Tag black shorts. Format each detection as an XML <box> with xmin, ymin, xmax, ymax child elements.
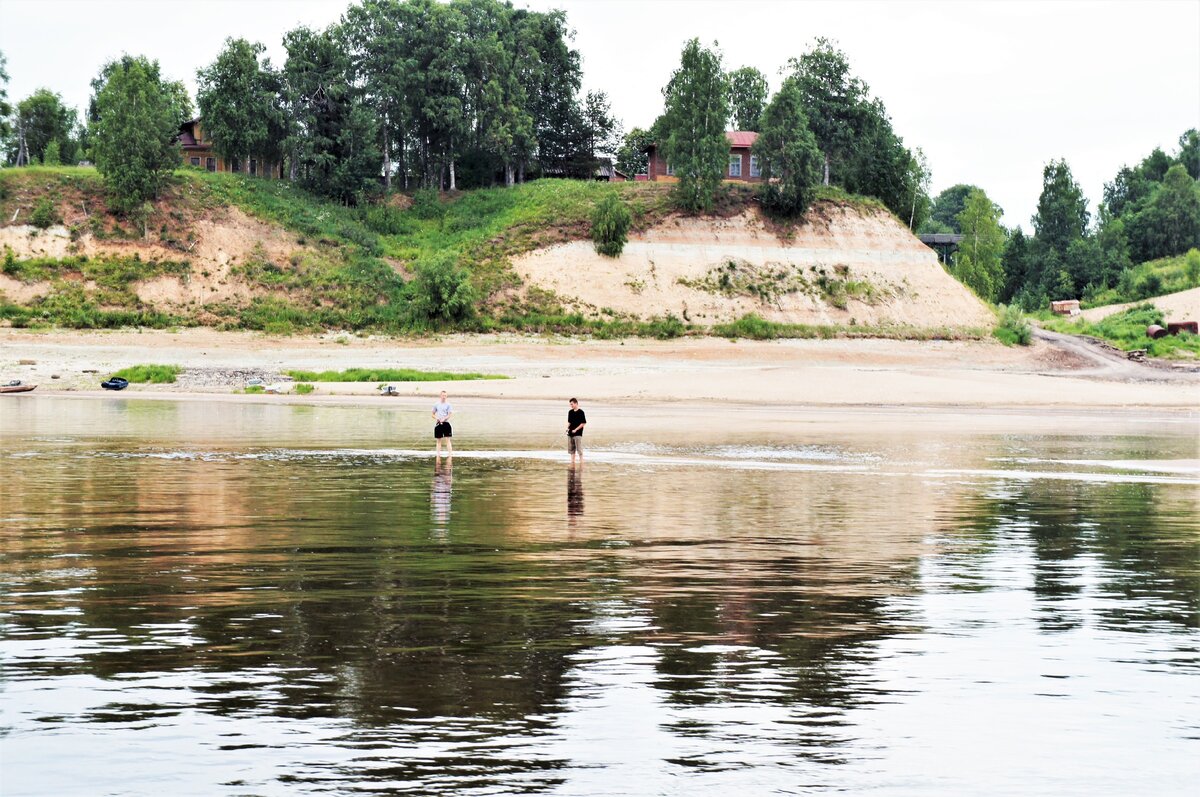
<box><xmin>434</xmin><ymin>421</ymin><xmax>452</xmax><ymax>439</ymax></box>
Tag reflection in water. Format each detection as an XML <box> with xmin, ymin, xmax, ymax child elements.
<box><xmin>567</xmin><ymin>463</ymin><xmax>584</xmax><ymax>526</ymax></box>
<box><xmin>0</xmin><ymin>399</ymin><xmax>1197</xmax><ymax>796</ymax></box>
<box><xmin>431</xmin><ymin>456</ymin><xmax>453</xmax><ymax>532</ymax></box>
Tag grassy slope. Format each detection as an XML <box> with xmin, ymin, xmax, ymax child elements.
<box><xmin>0</xmin><ymin>166</ymin><xmax>969</xmax><ymax>340</ymax></box>
<box><xmin>1084</xmin><ymin>251</ymin><xmax>1198</xmax><ymax>308</ymax></box>
<box><xmin>1036</xmin><ymin>303</ymin><xmax>1200</xmax><ymax>359</ymax></box>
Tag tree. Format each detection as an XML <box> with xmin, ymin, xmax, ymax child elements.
<box><xmin>591</xmin><ymin>194</ymin><xmax>631</xmax><ymax>257</ymax></box>
<box><xmin>1033</xmin><ymin>159</ymin><xmax>1089</xmax><ymax>254</ymax></box>
<box><xmin>727</xmin><ymin>66</ymin><xmax>767</xmax><ymax>131</ymax></box>
<box><xmin>42</xmin><ymin>138</ymin><xmax>61</xmax><ymax>165</ymax></box>
<box><xmin>343</xmin><ymin>0</ymin><xmax>412</xmax><ymax>190</ymax></box>
<box><xmin>660</xmin><ymin>38</ymin><xmax>730</xmax><ymax>212</ymax></box>
<box><xmin>581</xmin><ymin>90</ymin><xmax>620</xmax><ymax>164</ymax></box>
<box><xmin>197</xmin><ymin>38</ymin><xmax>283</xmax><ymax>173</ymax></box>
<box><xmin>1179</xmin><ymin>128</ymin><xmax>1199</xmax><ymax>179</ymax></box>
<box><xmin>10</xmin><ymin>89</ymin><xmax>76</xmax><ymax>164</ymax></box>
<box><xmin>1131</xmin><ymin>163</ymin><xmax>1200</xmax><ymax>261</ymax></box>
<box><xmin>91</xmin><ymin>56</ymin><xmax>181</xmax><ymax>213</ymax></box>
<box><xmin>282</xmin><ymin>25</ymin><xmax>379</xmax><ymax>202</ymax></box>
<box><xmin>923</xmin><ymin>184</ymin><xmax>981</xmax><ymax>234</ymax></box>
<box><xmin>751</xmin><ymin>78</ymin><xmax>822</xmax><ymax>216</ymax></box>
<box><xmin>953</xmin><ymin>188</ymin><xmax>1006</xmax><ymax>300</ymax></box>
<box><xmin>89</xmin><ymin>56</ymin><xmax>192</xmax><ymax>128</ymax></box>
<box><xmin>786</xmin><ymin>38</ymin><xmax>869</xmax><ymax>186</ymax></box>
<box><xmin>0</xmin><ymin>51</ymin><xmax>12</xmax><ymax>143</ymax></box>
<box><xmin>999</xmin><ymin>227</ymin><xmax>1029</xmax><ymax>304</ymax></box>
<box><xmin>615</xmin><ymin>126</ymin><xmax>652</xmax><ymax>178</ymax></box>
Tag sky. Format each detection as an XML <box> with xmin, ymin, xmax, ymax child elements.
<box><xmin>1</xmin><ymin>0</ymin><xmax>1197</xmax><ymax>228</ymax></box>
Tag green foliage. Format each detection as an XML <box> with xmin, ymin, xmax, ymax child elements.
<box><xmin>1186</xmin><ymin>248</ymin><xmax>1200</xmax><ymax>287</ymax></box>
<box><xmin>30</xmin><ymin>197</ymin><xmax>61</xmax><ymax>229</ymax></box>
<box><xmin>409</xmin><ymin>251</ymin><xmax>477</xmax><ymax>325</ymax></box>
<box><xmin>410</xmin><ymin>188</ymin><xmax>445</xmax><ymax>220</ymax></box>
<box><xmin>921</xmin><ymin>184</ymin><xmax>980</xmax><ymax>234</ymax></box>
<box><xmin>285</xmin><ymin>367</ymin><xmax>504</xmax><ymax>382</ymax></box>
<box><xmin>1039</xmin><ymin>303</ymin><xmax>1200</xmax><ymax>358</ymax></box>
<box><xmin>953</xmin><ymin>188</ymin><xmax>1006</xmax><ymax>301</ymax></box>
<box><xmin>42</xmin><ymin>139</ymin><xmax>62</xmax><ymax>166</ymax></box>
<box><xmin>110</xmin><ymin>364</ymin><xmax>182</xmax><ymax>383</ymax></box>
<box><xmin>1080</xmin><ymin>251</ymin><xmax>1196</xmax><ymax>307</ymax></box>
<box><xmin>591</xmin><ymin>194</ymin><xmax>631</xmax><ymax>257</ymax></box>
<box><xmin>9</xmin><ymin>88</ymin><xmax>76</xmax><ymax>165</ymax></box>
<box><xmin>197</xmin><ymin>38</ymin><xmax>285</xmax><ymax>168</ymax></box>
<box><xmin>661</xmin><ymin>39</ymin><xmax>731</xmax><ymax>212</ymax></box>
<box><xmin>752</xmin><ymin>78</ymin><xmax>822</xmax><ymax>217</ymax></box>
<box><xmin>993</xmin><ymin>304</ymin><xmax>1032</xmax><ymax>346</ymax></box>
<box><xmin>293</xmin><ymin>383</ymin><xmax>315</xmax><ymax>394</ymax></box>
<box><xmin>241</xmin><ymin>385</ymin><xmax>266</xmax><ymax>394</ymax></box>
<box><xmin>615</xmin><ymin>127</ymin><xmax>652</xmax><ymax>178</ymax></box>
<box><xmin>711</xmin><ymin>313</ymin><xmax>989</xmax><ymax>342</ymax></box>
<box><xmin>727</xmin><ymin>66</ymin><xmax>768</xmax><ymax>131</ymax></box>
<box><xmin>91</xmin><ymin>56</ymin><xmax>182</xmax><ymax>213</ymax></box>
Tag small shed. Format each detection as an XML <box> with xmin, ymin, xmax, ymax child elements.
<box><xmin>1050</xmin><ymin>300</ymin><xmax>1081</xmax><ymax>316</ymax></box>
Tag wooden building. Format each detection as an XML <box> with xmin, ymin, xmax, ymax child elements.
<box><xmin>177</xmin><ymin>119</ymin><xmax>283</xmax><ymax>179</ymax></box>
<box><xmin>644</xmin><ymin>131</ymin><xmax>763</xmax><ymax>183</ymax></box>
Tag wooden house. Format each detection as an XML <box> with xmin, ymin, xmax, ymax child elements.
<box><xmin>643</xmin><ymin>131</ymin><xmax>763</xmax><ymax>183</ymax></box>
<box><xmin>177</xmin><ymin>119</ymin><xmax>283</xmax><ymax>178</ymax></box>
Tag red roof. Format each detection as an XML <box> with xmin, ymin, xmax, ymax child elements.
<box><xmin>726</xmin><ymin>131</ymin><xmax>758</xmax><ymax>148</ymax></box>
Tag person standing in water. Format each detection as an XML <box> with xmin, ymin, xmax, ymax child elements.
<box><xmin>432</xmin><ymin>390</ymin><xmax>454</xmax><ymax>458</ymax></box>
<box><xmin>567</xmin><ymin>397</ymin><xmax>586</xmax><ymax>463</ymax></box>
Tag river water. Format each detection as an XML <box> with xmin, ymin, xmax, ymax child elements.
<box><xmin>1</xmin><ymin>397</ymin><xmax>1197</xmax><ymax>796</ymax></box>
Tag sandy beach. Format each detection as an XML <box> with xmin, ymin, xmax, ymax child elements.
<box><xmin>2</xmin><ymin>328</ymin><xmax>1197</xmax><ymax>415</ymax></box>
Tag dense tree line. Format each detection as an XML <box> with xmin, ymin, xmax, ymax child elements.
<box><xmin>194</xmin><ymin>0</ymin><xmax>619</xmax><ymax>201</ymax></box>
<box><xmin>925</xmin><ymin>130</ymin><xmax>1199</xmax><ymax>307</ymax></box>
<box><xmin>648</xmin><ymin>37</ymin><xmax>930</xmax><ymax>224</ymax></box>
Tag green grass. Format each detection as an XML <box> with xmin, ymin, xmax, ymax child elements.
<box><xmin>293</xmin><ymin>383</ymin><xmax>315</xmax><ymax>394</ymax></box>
<box><xmin>241</xmin><ymin>385</ymin><xmax>265</xmax><ymax>394</ymax></box>
<box><xmin>1084</xmin><ymin>250</ymin><xmax>1199</xmax><ymax>308</ymax></box>
<box><xmin>284</xmin><ymin>367</ymin><xmax>507</xmax><ymax>382</ymax></box>
<box><xmin>1038</xmin><ymin>303</ymin><xmax>1200</xmax><ymax>359</ymax></box>
<box><xmin>993</xmin><ymin>304</ymin><xmax>1033</xmax><ymax>346</ymax></box>
<box><xmin>709</xmin><ymin>313</ymin><xmax>988</xmax><ymax>341</ymax></box>
<box><xmin>110</xmin><ymin>364</ymin><xmax>182</xmax><ymax>383</ymax></box>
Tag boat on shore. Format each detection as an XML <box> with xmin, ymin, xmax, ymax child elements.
<box><xmin>1</xmin><ymin>381</ymin><xmax>36</xmax><ymax>394</ymax></box>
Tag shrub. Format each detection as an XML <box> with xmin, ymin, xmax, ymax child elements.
<box><xmin>993</xmin><ymin>304</ymin><xmax>1032</xmax><ymax>346</ymax></box>
<box><xmin>409</xmin><ymin>252</ymin><xmax>476</xmax><ymax>324</ymax></box>
<box><xmin>1186</xmin><ymin>248</ymin><xmax>1200</xmax><ymax>287</ymax></box>
<box><xmin>647</xmin><ymin>313</ymin><xmax>685</xmax><ymax>339</ymax></box>
<box><xmin>591</xmin><ymin>194</ymin><xmax>632</xmax><ymax>257</ymax></box>
<box><xmin>294</xmin><ymin>383</ymin><xmax>315</xmax><ymax>394</ymax></box>
<box><xmin>361</xmin><ymin>204</ymin><xmax>413</xmax><ymax>236</ymax></box>
<box><xmin>410</xmin><ymin>188</ymin><xmax>445</xmax><ymax>220</ymax></box>
<box><xmin>110</xmin><ymin>364</ymin><xmax>182</xmax><ymax>383</ymax></box>
<box><xmin>1136</xmin><ymin>273</ymin><xmax>1163</xmax><ymax>299</ymax></box>
<box><xmin>43</xmin><ymin>140</ymin><xmax>62</xmax><ymax>166</ymax></box>
<box><xmin>716</xmin><ymin>313</ymin><xmax>778</xmax><ymax>340</ymax></box>
<box><xmin>30</xmin><ymin>198</ymin><xmax>61</xmax><ymax>229</ymax></box>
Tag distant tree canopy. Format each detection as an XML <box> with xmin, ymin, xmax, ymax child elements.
<box><xmin>7</xmin><ymin>88</ymin><xmax>76</xmax><ymax>165</ymax></box>
<box><xmin>197</xmin><ymin>38</ymin><xmax>286</xmax><ymax>172</ymax></box>
<box><xmin>659</xmin><ymin>38</ymin><xmax>730</xmax><ymax>212</ymax></box>
<box><xmin>1100</xmin><ymin>131</ymin><xmax>1200</xmax><ymax>263</ymax></box>
<box><xmin>615</xmin><ymin>126</ymin><xmax>652</xmax><ymax>178</ymax></box>
<box><xmin>921</xmin><ymin>184</ymin><xmax>982</xmax><ymax>234</ymax></box>
<box><xmin>727</xmin><ymin>66</ymin><xmax>768</xmax><ymax>131</ymax></box>
<box><xmin>751</xmin><ymin>78</ymin><xmax>821</xmax><ymax>216</ymax></box>
<box><xmin>0</xmin><ymin>51</ymin><xmax>11</xmax><ymax>142</ymax></box>
<box><xmin>784</xmin><ymin>38</ymin><xmax>929</xmax><ymax>229</ymax></box>
<box><xmin>91</xmin><ymin>55</ymin><xmax>183</xmax><ymax>213</ymax></box>
<box><xmin>953</xmin><ymin>188</ymin><xmax>1005</xmax><ymax>301</ymax></box>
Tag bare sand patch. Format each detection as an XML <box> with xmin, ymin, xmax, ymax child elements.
<box><xmin>513</xmin><ymin>206</ymin><xmax>995</xmax><ymax>328</ymax></box>
<box><xmin>1080</xmin><ymin>287</ymin><xmax>1200</xmax><ymax>324</ymax></box>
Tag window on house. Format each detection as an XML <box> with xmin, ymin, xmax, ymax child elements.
<box><xmin>749</xmin><ymin>155</ymin><xmax>761</xmax><ymax>178</ymax></box>
<box><xmin>230</xmin><ymin>157</ymin><xmax>240</xmax><ymax>173</ymax></box>
<box><xmin>189</xmin><ymin>157</ymin><xmax>200</xmax><ymax>167</ymax></box>
<box><xmin>205</xmin><ymin>157</ymin><xmax>216</xmax><ymax>172</ymax></box>
<box><xmin>665</xmin><ymin>162</ymin><xmax>675</xmax><ymax>176</ymax></box>
<box><xmin>729</xmin><ymin>154</ymin><xmax>742</xmax><ymax>177</ymax></box>
<box><xmin>249</xmin><ymin>159</ymin><xmax>257</xmax><ymax>176</ymax></box>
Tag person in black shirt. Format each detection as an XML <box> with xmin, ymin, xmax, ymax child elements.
<box><xmin>567</xmin><ymin>398</ymin><xmax>586</xmax><ymax>463</ymax></box>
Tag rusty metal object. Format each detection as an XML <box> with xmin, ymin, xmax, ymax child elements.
<box><xmin>1146</xmin><ymin>324</ymin><xmax>1167</xmax><ymax>339</ymax></box>
<box><xmin>1167</xmin><ymin>321</ymin><xmax>1198</xmax><ymax>335</ymax></box>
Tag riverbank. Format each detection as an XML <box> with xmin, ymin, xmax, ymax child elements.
<box><xmin>2</xmin><ymin>328</ymin><xmax>1198</xmax><ymax>412</ymax></box>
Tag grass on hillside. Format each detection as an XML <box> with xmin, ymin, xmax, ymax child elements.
<box><xmin>110</xmin><ymin>364</ymin><xmax>182</xmax><ymax>383</ymax></box>
<box><xmin>1038</xmin><ymin>304</ymin><xmax>1200</xmax><ymax>358</ymax></box>
<box><xmin>284</xmin><ymin>367</ymin><xmax>507</xmax><ymax>382</ymax></box>
<box><xmin>709</xmin><ymin>313</ymin><xmax>988</xmax><ymax>341</ymax></box>
<box><xmin>1084</xmin><ymin>249</ymin><xmax>1199</xmax><ymax>308</ymax></box>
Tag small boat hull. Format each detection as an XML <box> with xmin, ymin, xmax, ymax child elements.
<box><xmin>0</xmin><ymin>384</ymin><xmax>36</xmax><ymax>394</ymax></box>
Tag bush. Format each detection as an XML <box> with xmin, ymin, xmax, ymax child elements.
<box><xmin>294</xmin><ymin>383</ymin><xmax>315</xmax><ymax>394</ymax></box>
<box><xmin>110</xmin><ymin>364</ymin><xmax>182</xmax><ymax>383</ymax></box>
<box><xmin>715</xmin><ymin>313</ymin><xmax>778</xmax><ymax>340</ymax></box>
<box><xmin>409</xmin><ymin>252</ymin><xmax>477</xmax><ymax>324</ymax></box>
<box><xmin>30</xmin><ymin>198</ymin><xmax>61</xmax><ymax>229</ymax></box>
<box><xmin>993</xmin><ymin>304</ymin><xmax>1032</xmax><ymax>346</ymax></box>
<box><xmin>1186</xmin><ymin>248</ymin><xmax>1200</xmax><ymax>287</ymax></box>
<box><xmin>1136</xmin><ymin>273</ymin><xmax>1163</xmax><ymax>299</ymax></box>
<box><xmin>410</xmin><ymin>188</ymin><xmax>445</xmax><ymax>220</ymax></box>
<box><xmin>361</xmin><ymin>204</ymin><xmax>413</xmax><ymax>236</ymax></box>
<box><xmin>591</xmin><ymin>194</ymin><xmax>632</xmax><ymax>257</ymax></box>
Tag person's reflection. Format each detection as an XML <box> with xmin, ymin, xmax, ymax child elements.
<box><xmin>567</xmin><ymin>463</ymin><xmax>584</xmax><ymax>527</ymax></box>
<box><xmin>432</xmin><ymin>457</ymin><xmax>453</xmax><ymax>534</ymax></box>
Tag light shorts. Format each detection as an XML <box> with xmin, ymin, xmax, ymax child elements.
<box><xmin>567</xmin><ymin>435</ymin><xmax>583</xmax><ymax>455</ymax></box>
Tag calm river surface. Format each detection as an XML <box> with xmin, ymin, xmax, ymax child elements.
<box><xmin>1</xmin><ymin>397</ymin><xmax>1197</xmax><ymax>796</ymax></box>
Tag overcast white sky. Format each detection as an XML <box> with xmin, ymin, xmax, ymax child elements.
<box><xmin>1</xmin><ymin>0</ymin><xmax>1197</xmax><ymax>227</ymax></box>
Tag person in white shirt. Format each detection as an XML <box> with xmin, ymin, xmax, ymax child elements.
<box><xmin>432</xmin><ymin>391</ymin><xmax>453</xmax><ymax>458</ymax></box>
